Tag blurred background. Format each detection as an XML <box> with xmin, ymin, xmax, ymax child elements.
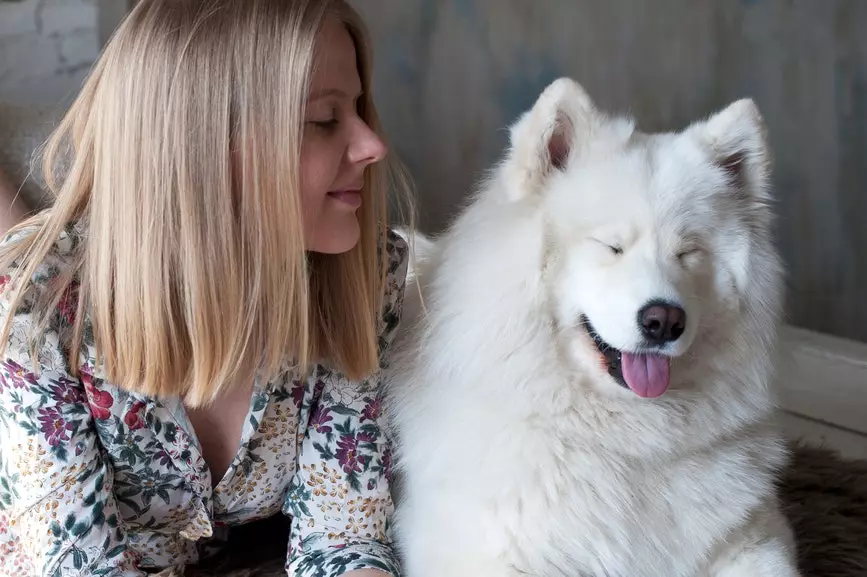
<box><xmin>355</xmin><ymin>0</ymin><xmax>867</xmax><ymax>348</ymax></box>
<box><xmin>0</xmin><ymin>0</ymin><xmax>865</xmax><ymax>344</ymax></box>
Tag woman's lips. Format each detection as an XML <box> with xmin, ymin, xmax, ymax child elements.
<box><xmin>327</xmin><ymin>189</ymin><xmax>362</xmax><ymax>208</ymax></box>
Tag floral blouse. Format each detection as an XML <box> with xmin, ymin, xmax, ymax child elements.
<box><xmin>0</xmin><ymin>228</ymin><xmax>408</xmax><ymax>577</ymax></box>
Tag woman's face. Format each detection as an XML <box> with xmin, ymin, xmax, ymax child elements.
<box><xmin>301</xmin><ymin>17</ymin><xmax>387</xmax><ymax>254</ymax></box>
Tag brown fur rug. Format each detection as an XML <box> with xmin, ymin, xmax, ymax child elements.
<box><xmin>185</xmin><ymin>442</ymin><xmax>867</xmax><ymax>577</ymax></box>
<box><xmin>780</xmin><ymin>444</ymin><xmax>867</xmax><ymax>577</ymax></box>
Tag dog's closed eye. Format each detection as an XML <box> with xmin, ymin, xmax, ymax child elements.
<box><xmin>676</xmin><ymin>247</ymin><xmax>703</xmax><ymax>263</ymax></box>
<box><xmin>591</xmin><ymin>238</ymin><xmax>624</xmax><ymax>256</ymax></box>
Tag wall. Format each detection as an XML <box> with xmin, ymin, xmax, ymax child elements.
<box><xmin>1</xmin><ymin>0</ymin><xmax>863</xmax><ymax>343</ymax></box>
<box><xmin>354</xmin><ymin>0</ymin><xmax>867</xmax><ymax>343</ymax></box>
<box><xmin>0</xmin><ymin>0</ymin><xmax>98</xmax><ymax>107</ymax></box>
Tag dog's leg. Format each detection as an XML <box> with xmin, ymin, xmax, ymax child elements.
<box><xmin>705</xmin><ymin>509</ymin><xmax>801</xmax><ymax>577</ymax></box>
<box><xmin>708</xmin><ymin>543</ymin><xmax>801</xmax><ymax>577</ymax></box>
<box><xmin>401</xmin><ymin>550</ymin><xmax>524</xmax><ymax>577</ymax></box>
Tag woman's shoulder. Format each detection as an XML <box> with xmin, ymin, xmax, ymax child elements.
<box><xmin>0</xmin><ymin>225</ymin><xmax>83</xmax><ymax>368</ymax></box>
<box><xmin>384</xmin><ymin>227</ymin><xmax>408</xmax><ymax>273</ymax></box>
<box><xmin>1</xmin><ymin>223</ymin><xmax>82</xmax><ymax>285</ymax></box>
<box><xmin>382</xmin><ymin>227</ymin><xmax>410</xmax><ymax>301</ymax></box>
<box><xmin>376</xmin><ymin>229</ymin><xmax>409</xmax><ymax>355</ymax></box>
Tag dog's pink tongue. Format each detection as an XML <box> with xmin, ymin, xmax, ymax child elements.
<box><xmin>621</xmin><ymin>352</ymin><xmax>670</xmax><ymax>398</ymax></box>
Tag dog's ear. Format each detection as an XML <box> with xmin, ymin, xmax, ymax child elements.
<box><xmin>690</xmin><ymin>98</ymin><xmax>772</xmax><ymax>202</ymax></box>
<box><xmin>690</xmin><ymin>99</ymin><xmax>775</xmax><ymax>299</ymax></box>
<box><xmin>503</xmin><ymin>78</ymin><xmax>597</xmax><ymax>201</ymax></box>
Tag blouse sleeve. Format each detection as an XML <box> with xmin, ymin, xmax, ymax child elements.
<box><xmin>283</xmin><ymin>232</ymin><xmax>408</xmax><ymax>577</ymax></box>
<box><xmin>0</xmin><ymin>257</ymin><xmax>145</xmax><ymax>575</ymax></box>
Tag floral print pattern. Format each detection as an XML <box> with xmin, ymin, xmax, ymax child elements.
<box><xmin>0</xmin><ymin>228</ymin><xmax>408</xmax><ymax>577</ymax></box>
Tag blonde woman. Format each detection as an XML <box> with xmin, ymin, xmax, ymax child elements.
<box><xmin>0</xmin><ymin>1</ymin><xmax>412</xmax><ymax>576</ymax></box>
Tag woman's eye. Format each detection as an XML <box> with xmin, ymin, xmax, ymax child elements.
<box><xmin>309</xmin><ymin>118</ymin><xmax>339</xmax><ymax>131</ymax></box>
<box><xmin>307</xmin><ymin>105</ymin><xmax>340</xmax><ymax>131</ymax></box>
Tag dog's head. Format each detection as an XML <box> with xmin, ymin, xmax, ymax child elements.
<box><xmin>503</xmin><ymin>78</ymin><xmax>782</xmax><ymax>399</ymax></box>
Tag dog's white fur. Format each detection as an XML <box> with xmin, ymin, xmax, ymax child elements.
<box><xmin>386</xmin><ymin>78</ymin><xmax>801</xmax><ymax>577</ymax></box>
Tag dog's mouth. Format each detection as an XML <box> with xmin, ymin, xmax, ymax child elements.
<box><xmin>580</xmin><ymin>315</ymin><xmax>671</xmax><ymax>399</ymax></box>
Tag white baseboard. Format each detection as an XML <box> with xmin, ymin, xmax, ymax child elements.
<box><xmin>776</xmin><ymin>412</ymin><xmax>867</xmax><ymax>461</ymax></box>
<box><xmin>775</xmin><ymin>324</ymin><xmax>867</xmax><ymax>457</ymax></box>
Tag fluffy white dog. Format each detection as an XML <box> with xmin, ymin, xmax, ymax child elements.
<box><xmin>385</xmin><ymin>78</ymin><xmax>801</xmax><ymax>577</ymax></box>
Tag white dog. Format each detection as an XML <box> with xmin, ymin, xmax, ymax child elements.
<box><xmin>385</xmin><ymin>78</ymin><xmax>801</xmax><ymax>577</ymax></box>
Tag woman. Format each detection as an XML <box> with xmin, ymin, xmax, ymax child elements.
<box><xmin>0</xmin><ymin>1</ymin><xmax>412</xmax><ymax>575</ymax></box>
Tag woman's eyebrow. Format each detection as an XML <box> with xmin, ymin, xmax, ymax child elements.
<box><xmin>309</xmin><ymin>88</ymin><xmax>362</xmax><ymax>101</ymax></box>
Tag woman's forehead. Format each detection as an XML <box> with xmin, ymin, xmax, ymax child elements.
<box><xmin>309</xmin><ymin>18</ymin><xmax>361</xmax><ymax>99</ymax></box>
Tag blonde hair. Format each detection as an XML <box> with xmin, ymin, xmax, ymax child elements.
<box><xmin>0</xmin><ymin>0</ymin><xmax>412</xmax><ymax>406</ymax></box>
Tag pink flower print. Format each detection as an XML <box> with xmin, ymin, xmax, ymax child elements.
<box><xmin>309</xmin><ymin>405</ymin><xmax>333</xmax><ymax>434</ymax></box>
<box><xmin>361</xmin><ymin>397</ymin><xmax>381</xmax><ymax>422</ymax></box>
<box><xmin>47</xmin><ymin>377</ymin><xmax>86</xmax><ymax>405</ymax></box>
<box><xmin>56</xmin><ymin>282</ymin><xmax>79</xmax><ymax>324</ymax></box>
<box><xmin>336</xmin><ymin>433</ymin><xmax>373</xmax><ymax>475</ymax></box>
<box><xmin>38</xmin><ymin>406</ymin><xmax>72</xmax><ymax>446</ymax></box>
<box><xmin>123</xmin><ymin>400</ymin><xmax>147</xmax><ymax>430</ymax></box>
<box><xmin>290</xmin><ymin>379</ymin><xmax>305</xmax><ymax>408</ymax></box>
<box><xmin>336</xmin><ymin>435</ymin><xmax>362</xmax><ymax>474</ymax></box>
<box><xmin>1</xmin><ymin>360</ymin><xmax>39</xmax><ymax>390</ymax></box>
<box><xmin>82</xmin><ymin>373</ymin><xmax>114</xmax><ymax>420</ymax></box>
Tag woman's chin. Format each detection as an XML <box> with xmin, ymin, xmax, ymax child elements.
<box><xmin>306</xmin><ymin>214</ymin><xmax>360</xmax><ymax>255</ymax></box>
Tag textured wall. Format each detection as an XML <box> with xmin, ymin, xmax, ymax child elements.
<box><xmin>0</xmin><ymin>0</ymin><xmax>98</xmax><ymax>106</ymax></box>
<box><xmin>355</xmin><ymin>0</ymin><xmax>867</xmax><ymax>342</ymax></box>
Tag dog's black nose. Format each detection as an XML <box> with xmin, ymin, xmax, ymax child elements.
<box><xmin>638</xmin><ymin>301</ymin><xmax>686</xmax><ymax>345</ymax></box>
